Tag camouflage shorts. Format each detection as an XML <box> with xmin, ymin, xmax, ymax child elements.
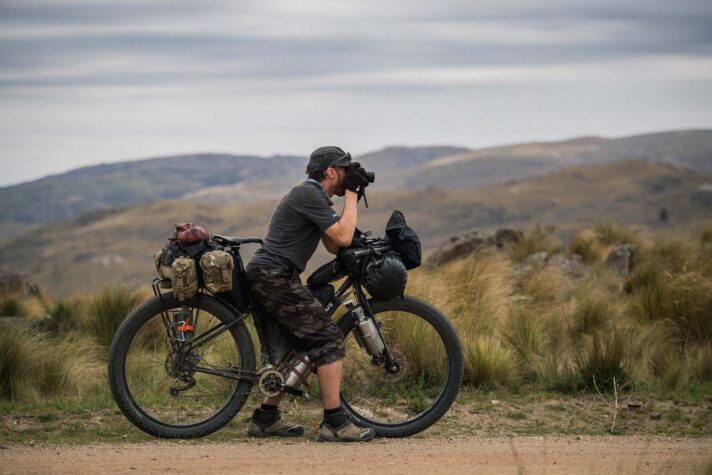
<box><xmin>245</xmin><ymin>264</ymin><xmax>345</xmax><ymax>367</ymax></box>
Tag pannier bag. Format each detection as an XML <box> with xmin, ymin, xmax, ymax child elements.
<box><xmin>363</xmin><ymin>253</ymin><xmax>407</xmax><ymax>301</ymax></box>
<box><xmin>200</xmin><ymin>250</ymin><xmax>234</xmax><ymax>294</ymax></box>
<box><xmin>153</xmin><ymin>251</ymin><xmax>172</xmax><ymax>288</ymax></box>
<box><xmin>385</xmin><ymin>210</ymin><xmax>421</xmax><ymax>270</ymax></box>
<box><xmin>171</xmin><ymin>257</ymin><xmax>199</xmax><ymax>301</ymax></box>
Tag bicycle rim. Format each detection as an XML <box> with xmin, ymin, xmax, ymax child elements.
<box><xmin>122</xmin><ymin>303</ymin><xmax>245</xmax><ymax>427</ymax></box>
<box><xmin>339</xmin><ymin>299</ymin><xmax>454</xmax><ymax>428</ymax></box>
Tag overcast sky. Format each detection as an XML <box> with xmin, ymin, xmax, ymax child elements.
<box><xmin>1</xmin><ymin>0</ymin><xmax>711</xmax><ymax>186</ymax></box>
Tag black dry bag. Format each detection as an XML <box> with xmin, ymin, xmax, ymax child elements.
<box><xmin>385</xmin><ymin>210</ymin><xmax>421</xmax><ymax>270</ymax></box>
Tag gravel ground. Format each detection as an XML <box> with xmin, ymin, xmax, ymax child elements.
<box><xmin>2</xmin><ymin>436</ymin><xmax>710</xmax><ymax>474</ymax></box>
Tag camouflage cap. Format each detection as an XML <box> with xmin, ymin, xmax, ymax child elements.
<box><xmin>306</xmin><ymin>146</ymin><xmax>351</xmax><ymax>173</ymax></box>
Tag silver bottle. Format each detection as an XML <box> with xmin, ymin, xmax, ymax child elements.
<box><xmin>353</xmin><ymin>305</ymin><xmax>385</xmax><ymax>356</ymax></box>
<box><xmin>282</xmin><ymin>352</ymin><xmax>312</xmax><ymax>389</ymax></box>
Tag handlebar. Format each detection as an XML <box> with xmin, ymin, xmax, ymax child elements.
<box><xmin>350</xmin><ymin>244</ymin><xmax>391</xmax><ymax>258</ymax></box>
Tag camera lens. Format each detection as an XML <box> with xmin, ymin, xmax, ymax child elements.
<box><xmin>365</xmin><ymin>171</ymin><xmax>375</xmax><ymax>183</ymax></box>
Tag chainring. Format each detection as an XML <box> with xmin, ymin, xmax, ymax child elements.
<box><xmin>258</xmin><ymin>369</ymin><xmax>285</xmax><ymax>397</ymax></box>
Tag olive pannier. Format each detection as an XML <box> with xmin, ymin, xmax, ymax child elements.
<box><xmin>200</xmin><ymin>250</ymin><xmax>234</xmax><ymax>294</ymax></box>
<box><xmin>171</xmin><ymin>257</ymin><xmax>199</xmax><ymax>301</ymax></box>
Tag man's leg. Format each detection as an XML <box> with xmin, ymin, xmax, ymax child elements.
<box><xmin>262</xmin><ymin>393</ymin><xmax>284</xmax><ymax>407</ymax></box>
<box><xmin>316</xmin><ymin>359</ymin><xmax>343</xmax><ymax>409</ymax></box>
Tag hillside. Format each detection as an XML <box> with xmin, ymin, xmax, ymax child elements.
<box><xmin>2</xmin><ymin>130</ymin><xmax>710</xmax><ymax>244</ymax></box>
<box><xmin>400</xmin><ymin>129</ymin><xmax>712</xmax><ymax>188</ymax></box>
<box><xmin>181</xmin><ymin>146</ymin><xmax>469</xmax><ymax>205</ymax></box>
<box><xmin>0</xmin><ymin>154</ymin><xmax>304</xmax><ymax>241</ymax></box>
<box><xmin>1</xmin><ymin>160</ymin><xmax>709</xmax><ymax>296</ymax></box>
<box><xmin>0</xmin><ymin>147</ymin><xmax>467</xmax><ymax>242</ymax></box>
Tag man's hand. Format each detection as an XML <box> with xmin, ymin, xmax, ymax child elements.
<box><xmin>344</xmin><ymin>162</ymin><xmax>370</xmax><ymax>193</ymax></box>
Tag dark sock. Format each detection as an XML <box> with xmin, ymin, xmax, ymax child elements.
<box><xmin>253</xmin><ymin>404</ymin><xmax>279</xmax><ymax>424</ymax></box>
<box><xmin>324</xmin><ymin>407</ymin><xmax>347</xmax><ymax>428</ymax></box>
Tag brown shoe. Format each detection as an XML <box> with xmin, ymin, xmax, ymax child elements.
<box><xmin>247</xmin><ymin>410</ymin><xmax>304</xmax><ymax>437</ymax></box>
<box><xmin>318</xmin><ymin>419</ymin><xmax>376</xmax><ymax>442</ymax></box>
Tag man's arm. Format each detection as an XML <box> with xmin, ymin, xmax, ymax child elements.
<box><xmin>321</xmin><ymin>233</ymin><xmax>340</xmax><ymax>255</ymax></box>
<box><xmin>323</xmin><ymin>190</ymin><xmax>358</xmax><ymax>247</ymax></box>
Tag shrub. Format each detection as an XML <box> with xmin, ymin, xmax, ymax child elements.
<box><xmin>85</xmin><ymin>285</ymin><xmax>146</xmax><ymax>347</ymax></box>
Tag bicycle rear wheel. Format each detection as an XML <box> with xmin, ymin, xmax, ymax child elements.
<box><xmin>108</xmin><ymin>293</ymin><xmax>256</xmax><ymax>438</ymax></box>
<box><xmin>338</xmin><ymin>295</ymin><xmax>464</xmax><ymax>437</ymax></box>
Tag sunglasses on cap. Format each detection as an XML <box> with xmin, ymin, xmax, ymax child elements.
<box><xmin>327</xmin><ymin>152</ymin><xmax>351</xmax><ymax>169</ymax></box>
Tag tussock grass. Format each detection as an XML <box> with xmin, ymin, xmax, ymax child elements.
<box><xmin>3</xmin><ymin>221</ymin><xmax>711</xmax><ymax>403</ymax></box>
<box><xmin>505</xmin><ymin>224</ymin><xmax>559</xmax><ymax>263</ymax></box>
<box><xmin>0</xmin><ymin>296</ymin><xmax>24</xmax><ymax>316</ymax></box>
<box><xmin>569</xmin><ymin>221</ymin><xmax>650</xmax><ymax>264</ymax></box>
<box><xmin>0</xmin><ymin>323</ymin><xmax>104</xmax><ymax>401</ymax></box>
<box><xmin>85</xmin><ymin>285</ymin><xmax>146</xmax><ymax>347</ymax></box>
<box><xmin>403</xmin><ymin>222</ymin><xmax>712</xmax><ymax>392</ymax></box>
<box><xmin>462</xmin><ymin>336</ymin><xmax>518</xmax><ymax>387</ymax></box>
<box><xmin>49</xmin><ymin>295</ymin><xmax>88</xmax><ymax>331</ymax></box>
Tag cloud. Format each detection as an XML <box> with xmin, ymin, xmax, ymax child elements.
<box><xmin>0</xmin><ymin>0</ymin><xmax>711</xmax><ymax>185</ymax></box>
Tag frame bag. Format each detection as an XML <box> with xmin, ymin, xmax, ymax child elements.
<box><xmin>385</xmin><ymin>210</ymin><xmax>421</xmax><ymax>270</ymax></box>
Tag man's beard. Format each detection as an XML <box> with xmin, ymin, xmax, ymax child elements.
<box><xmin>334</xmin><ymin>185</ymin><xmax>346</xmax><ymax>197</ymax></box>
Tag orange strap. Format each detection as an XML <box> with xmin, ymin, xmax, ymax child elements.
<box><xmin>177</xmin><ymin>322</ymin><xmax>195</xmax><ymax>332</ymax></box>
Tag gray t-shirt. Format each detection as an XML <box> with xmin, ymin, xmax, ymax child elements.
<box><xmin>249</xmin><ymin>180</ymin><xmax>340</xmax><ymax>273</ymax></box>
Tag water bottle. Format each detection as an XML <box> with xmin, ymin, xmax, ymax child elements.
<box><xmin>282</xmin><ymin>352</ymin><xmax>312</xmax><ymax>389</ymax></box>
<box><xmin>352</xmin><ymin>305</ymin><xmax>385</xmax><ymax>356</ymax></box>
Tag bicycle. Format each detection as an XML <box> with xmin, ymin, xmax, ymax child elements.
<box><xmin>108</xmin><ymin>230</ymin><xmax>464</xmax><ymax>438</ymax></box>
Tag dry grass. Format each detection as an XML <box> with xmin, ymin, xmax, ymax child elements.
<box><xmin>404</xmin><ymin>222</ymin><xmax>712</xmax><ymax>392</ymax></box>
<box><xmin>85</xmin><ymin>285</ymin><xmax>147</xmax><ymax>347</ymax></box>
<box><xmin>2</xmin><ymin>221</ymin><xmax>711</xmax><ymax>403</ymax></box>
<box><xmin>0</xmin><ymin>323</ymin><xmax>104</xmax><ymax>401</ymax></box>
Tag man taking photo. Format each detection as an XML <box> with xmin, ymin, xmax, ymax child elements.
<box><xmin>245</xmin><ymin>146</ymin><xmax>374</xmax><ymax>442</ymax></box>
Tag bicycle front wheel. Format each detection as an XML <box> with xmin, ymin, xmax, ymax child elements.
<box><xmin>339</xmin><ymin>295</ymin><xmax>464</xmax><ymax>437</ymax></box>
<box><xmin>108</xmin><ymin>293</ymin><xmax>256</xmax><ymax>438</ymax></box>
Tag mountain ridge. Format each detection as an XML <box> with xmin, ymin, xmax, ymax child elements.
<box><xmin>2</xmin><ymin>159</ymin><xmax>709</xmax><ymax>297</ymax></box>
<box><xmin>2</xmin><ymin>129</ymin><xmax>711</xmax><ymax>242</ymax></box>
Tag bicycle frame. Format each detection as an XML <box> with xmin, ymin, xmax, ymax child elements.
<box><xmin>151</xmin><ymin>242</ymin><xmax>393</xmax><ymax>396</ymax></box>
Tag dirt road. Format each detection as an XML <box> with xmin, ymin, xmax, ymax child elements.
<box><xmin>1</xmin><ymin>436</ymin><xmax>710</xmax><ymax>474</ymax></box>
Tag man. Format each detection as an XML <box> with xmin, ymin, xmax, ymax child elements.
<box><xmin>244</xmin><ymin>146</ymin><xmax>374</xmax><ymax>442</ymax></box>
